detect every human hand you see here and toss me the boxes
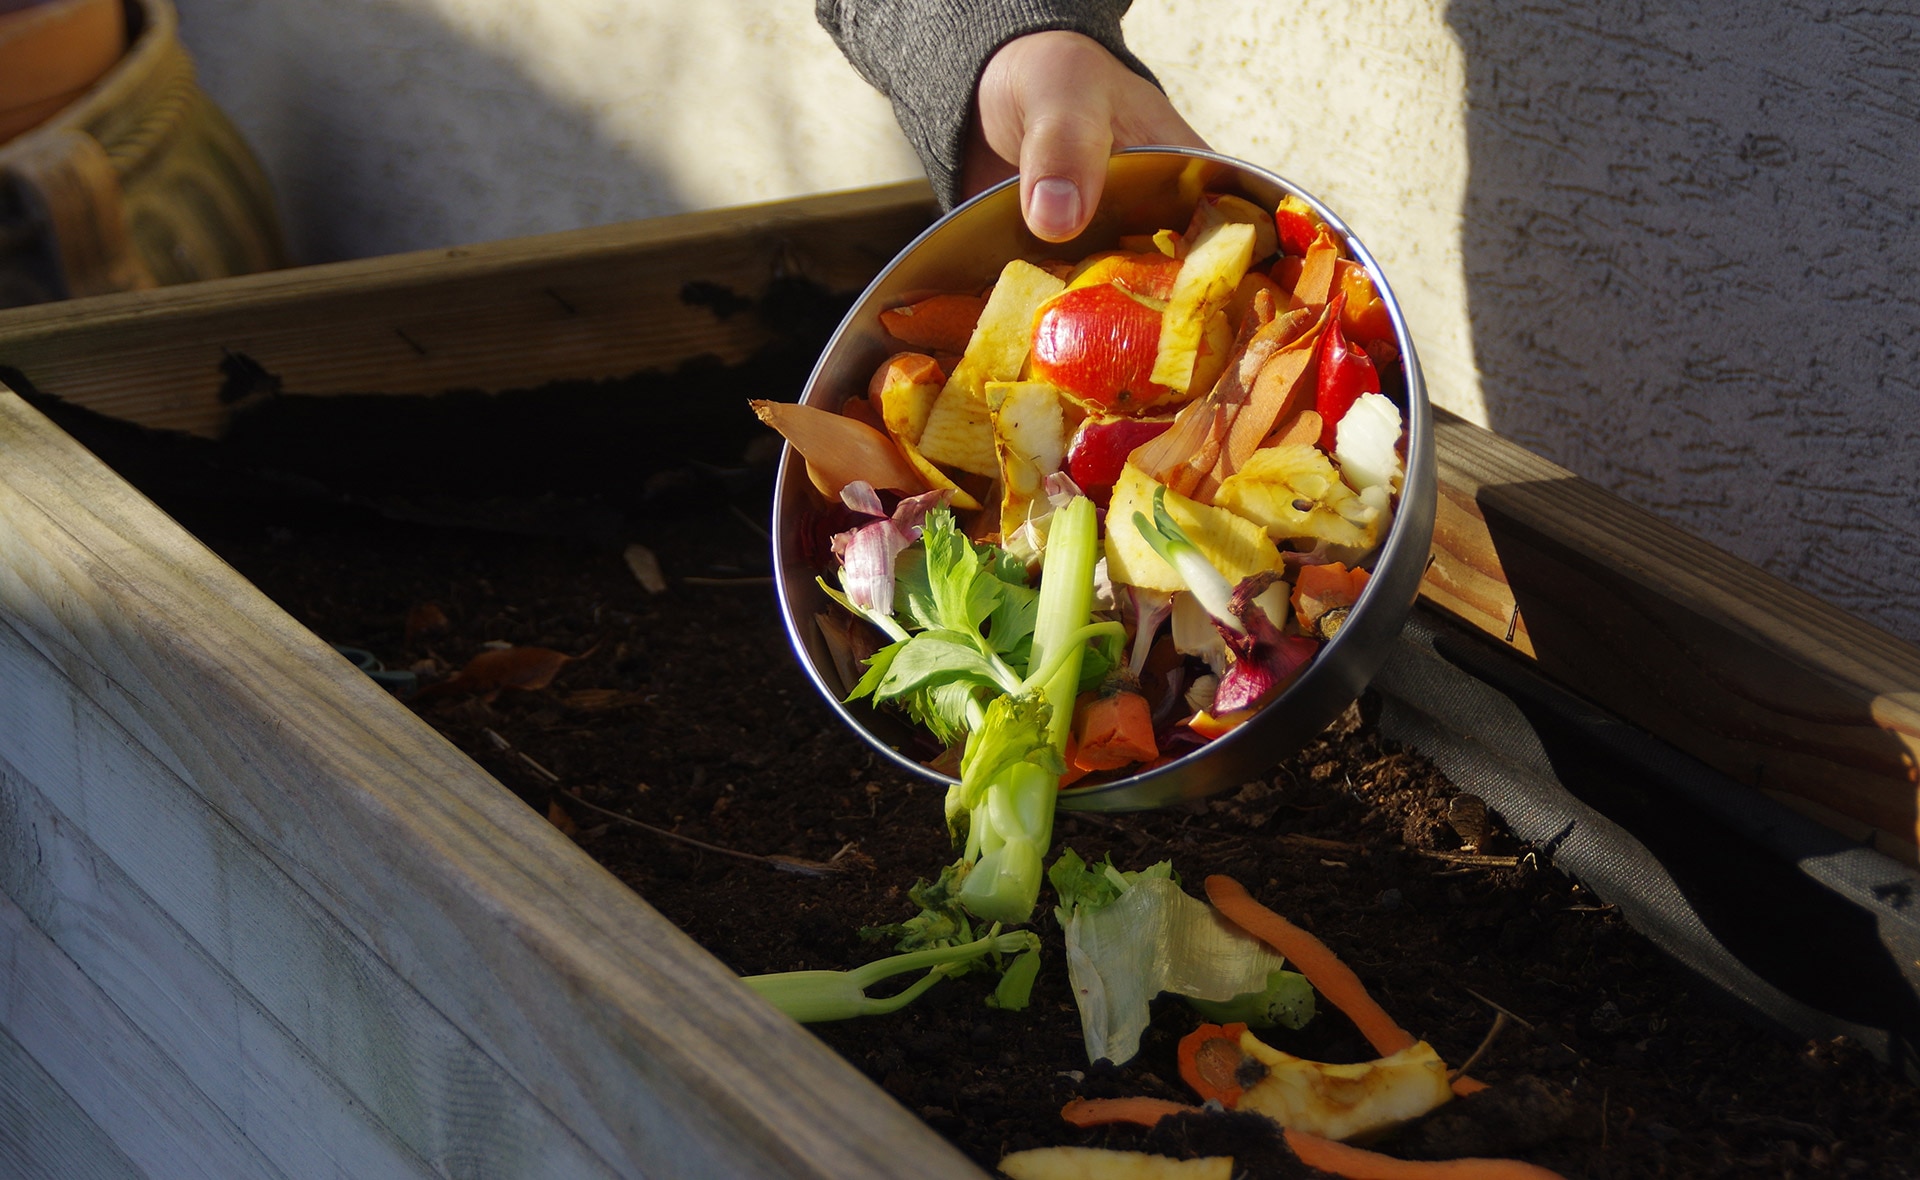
[962,30,1207,242]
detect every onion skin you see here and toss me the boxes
[751,399,927,497]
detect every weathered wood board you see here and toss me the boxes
[1421,408,1920,865]
[0,182,938,435]
[0,266,980,1177]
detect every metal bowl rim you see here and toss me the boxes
[771,147,1435,810]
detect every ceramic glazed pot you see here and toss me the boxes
[0,0,284,306]
[0,0,124,145]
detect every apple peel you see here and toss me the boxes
[919,259,1064,476]
[1151,221,1256,396]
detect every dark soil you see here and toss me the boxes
[175,506,1916,1179]
[50,286,1920,1178]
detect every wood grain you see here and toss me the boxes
[0,384,984,1178]
[0,181,937,435]
[0,1019,145,1180]
[0,699,584,1177]
[0,893,286,1178]
[1421,407,1920,864]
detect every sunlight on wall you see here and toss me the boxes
[174,0,919,261]
[1126,0,1485,425]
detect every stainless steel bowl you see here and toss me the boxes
[772,147,1436,811]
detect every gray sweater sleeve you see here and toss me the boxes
[816,0,1157,208]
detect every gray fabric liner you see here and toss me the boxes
[1374,610,1920,1082]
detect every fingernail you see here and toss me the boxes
[1028,177,1082,240]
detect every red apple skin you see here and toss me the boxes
[1068,252,1182,301]
[1066,416,1175,505]
[1273,195,1322,257]
[1030,282,1170,412]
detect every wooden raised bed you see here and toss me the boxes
[1,182,1916,1177]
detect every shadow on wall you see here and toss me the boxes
[1444,1,1920,644]
[173,0,688,264]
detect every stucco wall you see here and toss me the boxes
[1134,1,1920,644]
[171,0,921,261]
[173,0,1919,643]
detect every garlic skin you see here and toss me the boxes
[1332,392,1405,494]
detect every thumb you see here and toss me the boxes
[1017,108,1113,242]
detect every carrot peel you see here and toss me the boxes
[1204,874,1415,1058]
[1283,1128,1568,1179]
[1060,1096,1202,1129]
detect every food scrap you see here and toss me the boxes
[762,185,1409,796]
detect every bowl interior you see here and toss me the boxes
[773,148,1436,811]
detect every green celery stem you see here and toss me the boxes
[1029,496,1099,752]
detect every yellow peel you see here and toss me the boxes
[1151,222,1256,396]
[1105,462,1282,594]
[919,259,1065,476]
[986,381,1067,537]
[999,1146,1233,1180]
[1234,1033,1453,1143]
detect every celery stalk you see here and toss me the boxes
[948,496,1100,925]
[743,928,1040,1022]
[1029,496,1100,751]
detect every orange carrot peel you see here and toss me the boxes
[1060,1096,1202,1129]
[1207,876,1490,1097]
[1203,875,1416,1058]
[1283,1128,1568,1180]
[879,293,985,354]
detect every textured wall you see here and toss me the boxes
[172,0,1919,642]
[171,0,921,262]
[1134,1,1920,643]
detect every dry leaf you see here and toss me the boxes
[546,799,579,838]
[623,544,668,593]
[562,688,648,712]
[416,646,581,702]
[404,601,450,645]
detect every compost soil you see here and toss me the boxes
[47,285,1919,1179]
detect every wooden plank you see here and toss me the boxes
[1419,407,1920,864]
[0,1020,146,1180]
[0,182,936,436]
[0,893,284,1179]
[0,695,598,1178]
[0,383,983,1179]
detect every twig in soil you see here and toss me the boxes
[560,792,864,877]
[1277,832,1522,869]
[681,575,775,586]
[1419,849,1523,868]
[1449,1011,1508,1082]
[1463,987,1537,1031]
[518,751,562,783]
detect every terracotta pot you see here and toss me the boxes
[0,0,125,144]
